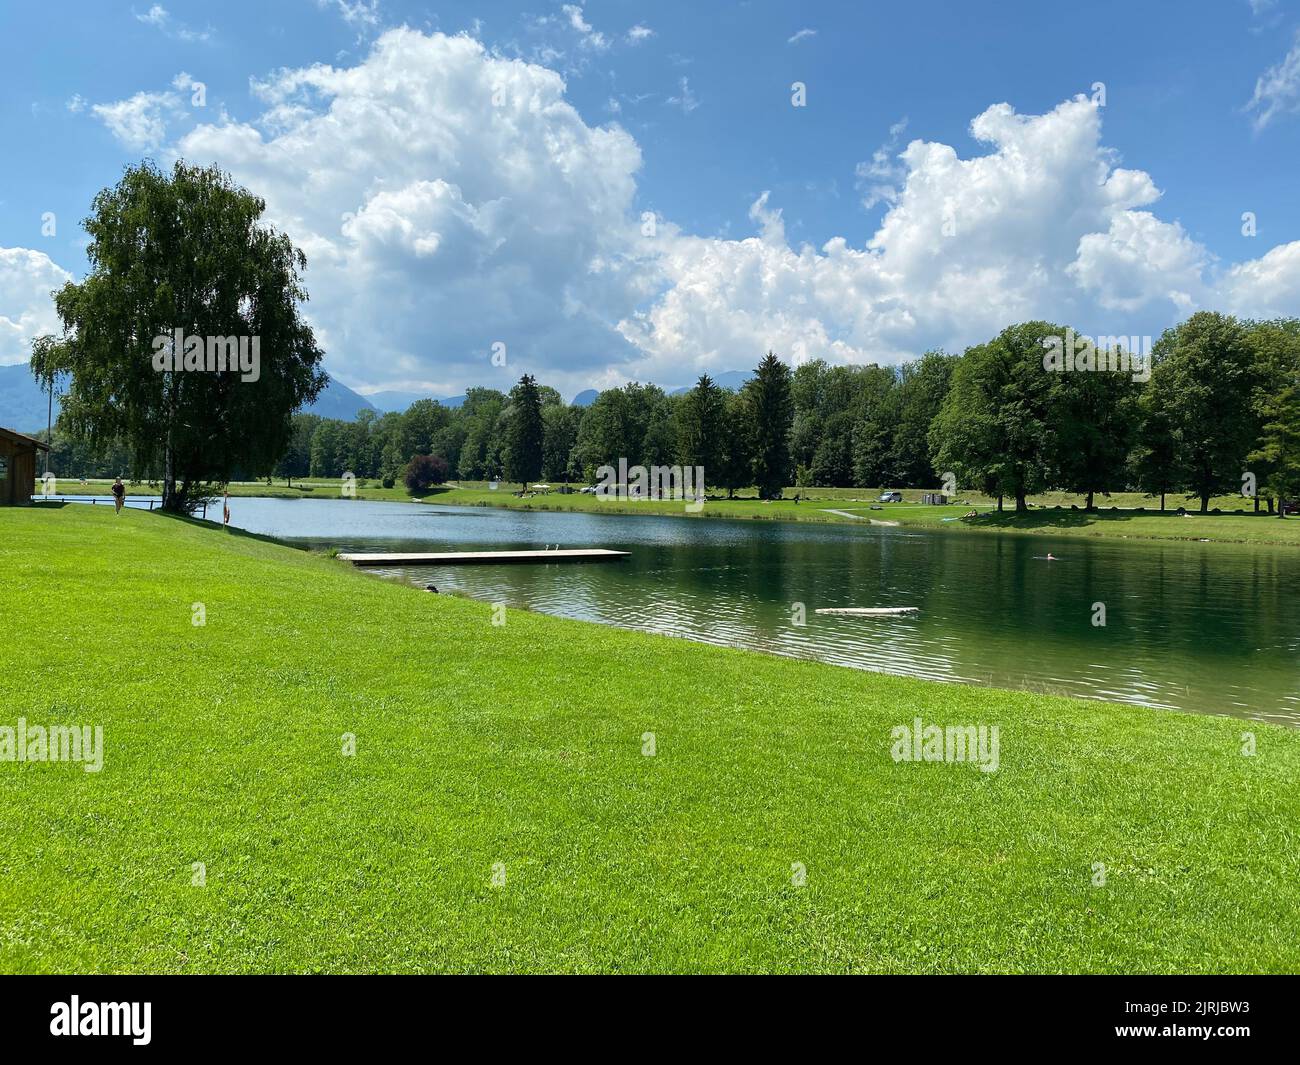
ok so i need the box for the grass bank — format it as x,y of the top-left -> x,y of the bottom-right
427,485 -> 1300,546
1,505 -> 1297,972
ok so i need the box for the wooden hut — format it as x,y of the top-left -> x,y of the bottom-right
0,427 -> 49,506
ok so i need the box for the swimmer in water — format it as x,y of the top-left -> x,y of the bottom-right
1046,553 -> 1057,561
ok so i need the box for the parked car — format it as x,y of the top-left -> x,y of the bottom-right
580,485 -> 599,494
878,491 -> 903,503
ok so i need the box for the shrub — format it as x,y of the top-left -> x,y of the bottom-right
381,475 -> 395,489
404,454 -> 449,492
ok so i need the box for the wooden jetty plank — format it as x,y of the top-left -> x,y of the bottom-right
338,548 -> 630,566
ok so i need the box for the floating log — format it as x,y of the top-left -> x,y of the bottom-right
814,606 -> 919,616
338,548 -> 630,566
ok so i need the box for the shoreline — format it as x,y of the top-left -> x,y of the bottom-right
39,479 -> 1300,548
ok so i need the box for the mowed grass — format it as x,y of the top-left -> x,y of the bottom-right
2,505 -> 1298,973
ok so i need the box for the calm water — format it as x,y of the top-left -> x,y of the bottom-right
223,496 -> 1300,725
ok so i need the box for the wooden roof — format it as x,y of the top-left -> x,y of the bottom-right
0,426 -> 50,451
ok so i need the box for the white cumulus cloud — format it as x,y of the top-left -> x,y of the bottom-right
92,89 -> 185,150
1221,240 -> 1300,317
0,247 -> 74,365
623,95 -> 1298,384
174,29 -> 645,397
14,34 -> 1300,398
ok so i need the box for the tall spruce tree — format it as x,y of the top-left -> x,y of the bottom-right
677,373 -> 725,483
504,373 -> 545,487
746,352 -> 794,499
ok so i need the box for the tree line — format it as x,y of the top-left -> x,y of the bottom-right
276,312 -> 1299,514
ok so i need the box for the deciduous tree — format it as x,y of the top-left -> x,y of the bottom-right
31,161 -> 325,512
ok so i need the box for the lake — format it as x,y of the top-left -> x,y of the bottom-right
222,496 -> 1300,725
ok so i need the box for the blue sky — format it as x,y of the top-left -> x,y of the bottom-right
2,1 -> 1299,399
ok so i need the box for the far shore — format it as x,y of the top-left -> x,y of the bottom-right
38,477 -> 1300,547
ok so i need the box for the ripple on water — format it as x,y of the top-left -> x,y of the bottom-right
218,497 -> 1300,726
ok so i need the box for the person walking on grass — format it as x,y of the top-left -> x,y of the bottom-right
111,476 -> 125,515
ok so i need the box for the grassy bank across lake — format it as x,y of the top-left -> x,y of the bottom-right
1,504 -> 1297,973
44,478 -> 1300,546
431,485 -> 1300,546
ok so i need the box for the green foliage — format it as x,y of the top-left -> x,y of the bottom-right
850,365 -> 900,487
1150,312 -> 1258,512
541,403 -> 582,482
811,410 -> 855,487
39,239 -> 1283,515
1131,369 -> 1180,510
1248,378 -> 1300,514
716,391 -> 754,498
274,412 -> 319,483
641,392 -> 679,468
30,161 -> 325,512
573,382 -> 668,472
932,322 -> 1065,511
503,374 -> 545,486
1048,346 -> 1140,507
676,374 -> 726,479
1244,319 -> 1300,510
457,388 -> 507,480
891,352 -> 957,488
251,314 -> 1299,516
746,351 -> 794,499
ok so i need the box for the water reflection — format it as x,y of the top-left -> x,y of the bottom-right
226,497 -> 1300,725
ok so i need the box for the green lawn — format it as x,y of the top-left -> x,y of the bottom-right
0,504 -> 1297,973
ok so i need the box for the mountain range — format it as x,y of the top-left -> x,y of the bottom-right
0,362 -> 383,432
0,361 -> 753,433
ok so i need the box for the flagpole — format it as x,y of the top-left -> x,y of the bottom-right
44,370 -> 53,477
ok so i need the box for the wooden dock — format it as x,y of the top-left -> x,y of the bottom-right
337,548 -> 630,566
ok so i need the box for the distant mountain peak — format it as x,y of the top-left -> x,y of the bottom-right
0,361 -> 760,433
669,369 -> 754,395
